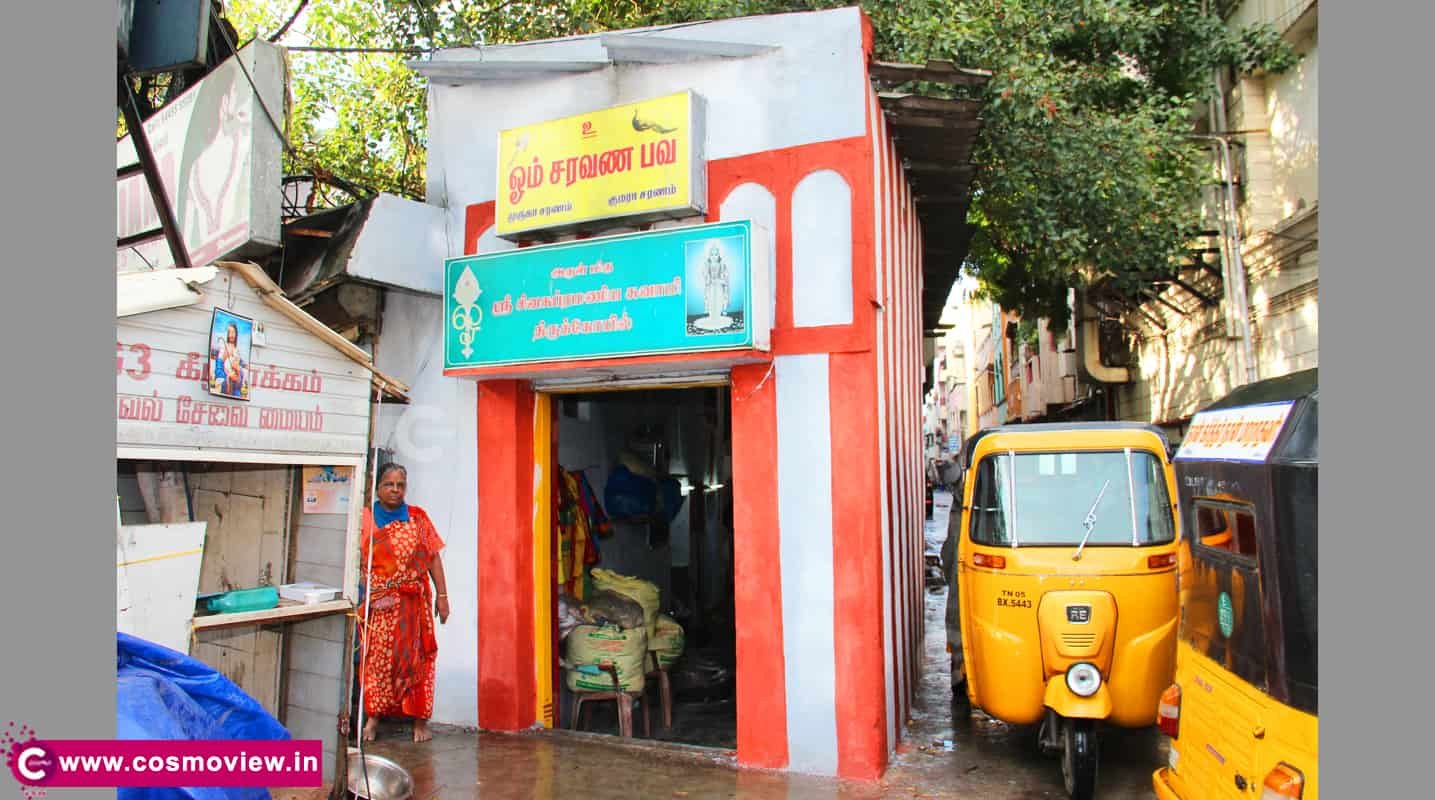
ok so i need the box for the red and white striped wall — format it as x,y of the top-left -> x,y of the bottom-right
870,82 -> 928,757
451,55 -> 928,787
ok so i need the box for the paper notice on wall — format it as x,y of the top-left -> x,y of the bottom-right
302,466 -> 353,514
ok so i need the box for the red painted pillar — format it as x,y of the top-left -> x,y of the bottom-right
476,379 -> 537,730
730,362 -> 789,769
830,350 -> 889,779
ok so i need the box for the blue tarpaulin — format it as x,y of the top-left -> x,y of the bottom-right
117,633 -> 293,800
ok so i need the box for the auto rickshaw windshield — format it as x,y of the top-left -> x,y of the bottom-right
968,448 -> 1175,547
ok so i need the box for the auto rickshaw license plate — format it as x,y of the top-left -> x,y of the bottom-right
1066,605 -> 1091,623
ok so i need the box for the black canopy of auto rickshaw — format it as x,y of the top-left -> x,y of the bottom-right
1175,368 -> 1317,715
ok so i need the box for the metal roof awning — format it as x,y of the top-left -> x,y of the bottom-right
409,29 -> 780,84
217,261 -> 411,403
870,59 -> 991,336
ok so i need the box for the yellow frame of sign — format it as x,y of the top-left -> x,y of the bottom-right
496,91 -> 707,240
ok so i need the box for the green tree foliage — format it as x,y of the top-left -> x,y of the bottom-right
225,0 -> 1295,323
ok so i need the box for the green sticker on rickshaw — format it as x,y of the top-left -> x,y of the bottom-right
1217,591 -> 1234,638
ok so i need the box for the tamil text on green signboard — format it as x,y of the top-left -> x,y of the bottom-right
444,221 -> 770,370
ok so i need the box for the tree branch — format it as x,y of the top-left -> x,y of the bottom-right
268,0 -> 311,43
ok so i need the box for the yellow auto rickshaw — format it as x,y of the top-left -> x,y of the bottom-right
1152,368 -> 1318,800
955,422 -> 1181,800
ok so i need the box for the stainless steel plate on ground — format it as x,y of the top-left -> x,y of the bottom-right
345,750 -> 413,800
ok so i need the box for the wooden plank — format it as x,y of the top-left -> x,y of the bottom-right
194,488 -> 234,592
291,562 -> 344,589
294,524 -> 346,568
260,533 -> 287,592
192,599 -> 352,631
870,60 -> 992,88
261,466 -> 291,547
878,92 -> 983,114
190,466 -> 233,495
116,522 -> 206,653
884,111 -> 983,131
903,161 -> 976,176
878,93 -> 981,116
195,626 -> 258,691
251,627 -> 285,714
230,465 -> 271,499
225,492 -> 267,589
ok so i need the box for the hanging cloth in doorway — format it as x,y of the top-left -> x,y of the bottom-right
556,467 -> 603,600
575,470 -> 612,539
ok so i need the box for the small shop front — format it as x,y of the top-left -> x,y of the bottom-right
116,260 -> 406,780
358,6 -> 986,779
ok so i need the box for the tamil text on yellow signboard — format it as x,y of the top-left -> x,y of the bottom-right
496,91 -> 707,239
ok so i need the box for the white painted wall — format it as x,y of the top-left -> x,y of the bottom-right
424,8 -> 868,252
775,354 -> 838,775
347,194 -> 453,295
1267,36 -> 1318,220
371,290 -> 481,726
792,170 -> 854,327
384,7 -> 869,731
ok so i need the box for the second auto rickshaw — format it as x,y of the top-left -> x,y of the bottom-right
955,422 -> 1181,800
1152,369 -> 1318,800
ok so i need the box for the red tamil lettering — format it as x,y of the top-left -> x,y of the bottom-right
126,343 -> 152,380
175,353 -> 204,382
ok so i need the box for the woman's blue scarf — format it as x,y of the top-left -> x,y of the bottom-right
373,501 -> 410,529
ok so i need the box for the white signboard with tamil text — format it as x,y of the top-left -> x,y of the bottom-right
117,269 -> 372,461
1174,401 -> 1295,463
116,40 -> 285,273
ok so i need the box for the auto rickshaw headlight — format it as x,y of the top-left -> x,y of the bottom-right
1065,662 -> 1101,697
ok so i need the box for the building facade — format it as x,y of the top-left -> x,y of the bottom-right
354,8 -> 984,780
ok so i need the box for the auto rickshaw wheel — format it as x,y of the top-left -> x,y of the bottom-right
1061,718 -> 1098,800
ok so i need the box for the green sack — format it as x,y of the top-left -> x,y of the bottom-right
565,624 -> 647,693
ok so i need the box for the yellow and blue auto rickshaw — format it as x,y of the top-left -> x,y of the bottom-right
1153,368 -> 1318,800
955,422 -> 1181,799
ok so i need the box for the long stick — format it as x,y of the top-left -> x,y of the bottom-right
354,381 -> 385,798
328,613 -> 355,800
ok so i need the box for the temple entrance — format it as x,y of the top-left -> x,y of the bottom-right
541,385 -> 737,749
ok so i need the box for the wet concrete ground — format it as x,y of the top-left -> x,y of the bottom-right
316,587 -> 1163,799
310,491 -> 1164,798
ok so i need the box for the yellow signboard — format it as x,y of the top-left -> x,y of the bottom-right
496,91 -> 707,239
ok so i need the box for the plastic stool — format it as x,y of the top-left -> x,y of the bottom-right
571,690 -> 649,737
568,665 -> 648,737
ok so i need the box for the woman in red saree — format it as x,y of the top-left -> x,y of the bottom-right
360,463 -> 450,742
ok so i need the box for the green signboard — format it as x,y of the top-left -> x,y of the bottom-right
444,220 -> 769,370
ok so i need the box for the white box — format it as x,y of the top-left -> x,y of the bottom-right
278,582 -> 341,605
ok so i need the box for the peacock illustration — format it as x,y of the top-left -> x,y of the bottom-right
632,109 -> 678,135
